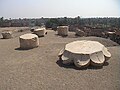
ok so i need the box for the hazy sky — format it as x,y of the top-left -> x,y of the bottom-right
0,0 -> 120,18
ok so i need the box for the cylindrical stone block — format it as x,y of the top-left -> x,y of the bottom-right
33,28 -> 46,37
57,26 -> 68,36
2,31 -> 13,39
19,33 -> 39,49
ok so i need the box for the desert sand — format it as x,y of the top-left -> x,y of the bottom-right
0,27 -> 120,90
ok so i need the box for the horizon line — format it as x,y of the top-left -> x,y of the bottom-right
1,16 -> 120,19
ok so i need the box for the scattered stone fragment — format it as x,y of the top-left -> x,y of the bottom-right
33,28 -> 46,37
75,29 -> 86,36
2,31 -> 13,39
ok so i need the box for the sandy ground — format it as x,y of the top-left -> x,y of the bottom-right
0,27 -> 120,90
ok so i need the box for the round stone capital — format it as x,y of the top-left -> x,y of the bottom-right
59,40 -> 111,68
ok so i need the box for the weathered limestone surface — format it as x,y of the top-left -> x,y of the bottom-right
57,26 -> 68,36
75,29 -> 86,36
2,31 -> 13,39
33,28 -> 46,37
59,40 -> 111,68
19,33 -> 39,49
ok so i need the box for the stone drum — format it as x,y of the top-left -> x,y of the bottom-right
57,26 -> 68,36
19,33 -> 39,49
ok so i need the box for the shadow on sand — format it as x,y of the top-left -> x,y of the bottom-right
15,47 -> 37,51
0,37 -> 13,39
54,34 -> 67,37
54,34 -> 79,38
56,59 -> 109,70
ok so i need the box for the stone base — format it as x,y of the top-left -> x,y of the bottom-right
19,34 -> 39,49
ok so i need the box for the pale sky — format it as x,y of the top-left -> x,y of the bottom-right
0,0 -> 120,19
